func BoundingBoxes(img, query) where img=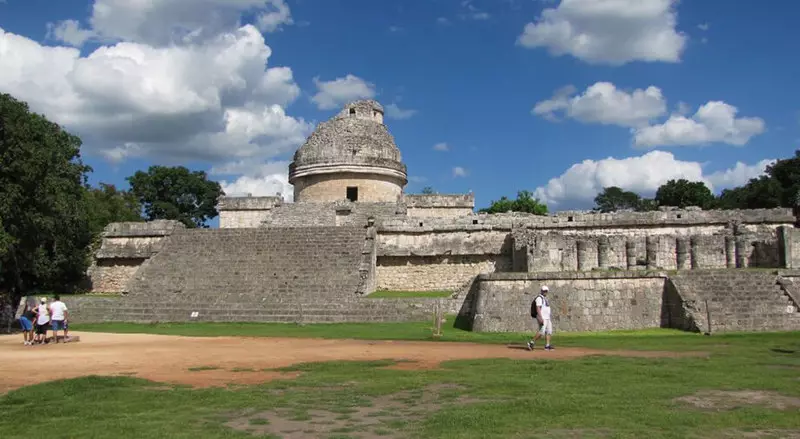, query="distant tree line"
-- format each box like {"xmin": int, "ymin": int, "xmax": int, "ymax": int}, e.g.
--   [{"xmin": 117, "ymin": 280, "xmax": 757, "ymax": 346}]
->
[{"xmin": 1, "ymin": 93, "xmax": 223, "ymax": 305}]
